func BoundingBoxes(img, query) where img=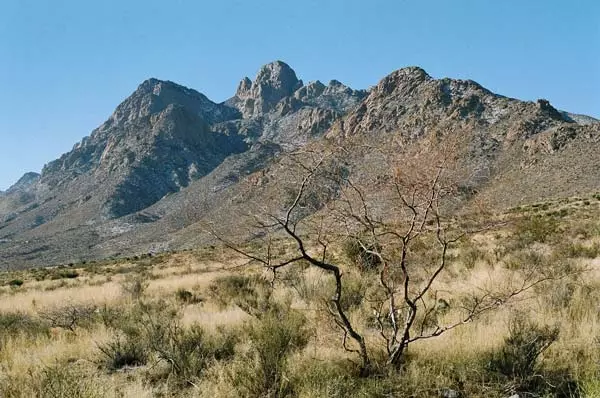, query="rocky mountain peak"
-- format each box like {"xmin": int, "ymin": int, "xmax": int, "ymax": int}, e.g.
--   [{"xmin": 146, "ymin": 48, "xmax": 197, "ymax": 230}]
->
[
  {"xmin": 229, "ymin": 61, "xmax": 304, "ymax": 117},
  {"xmin": 236, "ymin": 77, "xmax": 253, "ymax": 97},
  {"xmin": 6, "ymin": 172, "xmax": 40, "ymax": 194},
  {"xmin": 104, "ymin": 78, "xmax": 239, "ymax": 129},
  {"xmin": 254, "ymin": 60, "xmax": 301, "ymax": 93},
  {"xmin": 536, "ymin": 99, "xmax": 567, "ymax": 121},
  {"xmin": 293, "ymin": 80, "xmax": 326, "ymax": 102},
  {"xmin": 373, "ymin": 66, "xmax": 431, "ymax": 96}
]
